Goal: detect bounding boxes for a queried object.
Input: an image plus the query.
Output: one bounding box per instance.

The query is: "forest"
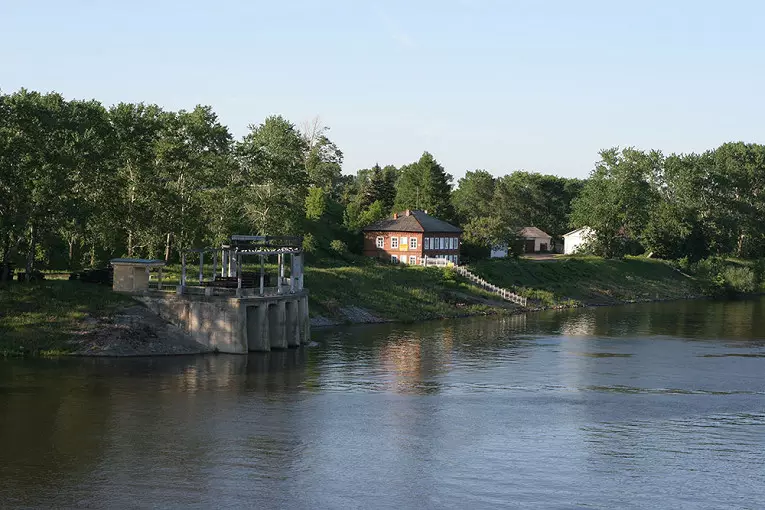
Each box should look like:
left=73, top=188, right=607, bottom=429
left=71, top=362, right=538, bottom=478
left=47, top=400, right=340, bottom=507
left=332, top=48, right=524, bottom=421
left=2, top=88, right=765, bottom=282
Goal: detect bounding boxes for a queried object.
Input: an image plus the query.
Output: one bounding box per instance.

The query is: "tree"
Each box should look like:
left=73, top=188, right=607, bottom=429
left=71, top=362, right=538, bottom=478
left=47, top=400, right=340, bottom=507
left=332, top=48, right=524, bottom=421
left=452, top=170, right=496, bottom=223
left=394, top=152, right=455, bottom=221
left=154, top=105, right=234, bottom=259
left=302, top=117, right=344, bottom=196
left=305, top=186, right=327, bottom=220
left=570, top=148, right=659, bottom=258
left=109, top=102, right=165, bottom=258
left=361, top=163, right=397, bottom=210
left=237, top=115, right=308, bottom=235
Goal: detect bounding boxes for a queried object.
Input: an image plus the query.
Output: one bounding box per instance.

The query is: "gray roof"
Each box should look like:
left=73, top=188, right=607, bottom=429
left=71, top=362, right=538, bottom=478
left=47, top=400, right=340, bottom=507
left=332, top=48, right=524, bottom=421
left=363, top=210, right=462, bottom=233
left=518, top=226, right=551, bottom=239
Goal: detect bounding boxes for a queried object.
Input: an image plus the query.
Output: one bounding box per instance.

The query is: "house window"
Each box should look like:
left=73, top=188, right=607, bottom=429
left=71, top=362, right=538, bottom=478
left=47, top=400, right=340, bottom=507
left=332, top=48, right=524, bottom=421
left=391, top=237, right=399, bottom=249
left=424, top=237, right=430, bottom=250
left=440, top=238, right=445, bottom=250
left=376, top=236, right=384, bottom=249
left=391, top=254, right=398, bottom=264
left=400, top=236, right=408, bottom=250
left=410, top=237, right=418, bottom=249
left=409, top=255, right=417, bottom=265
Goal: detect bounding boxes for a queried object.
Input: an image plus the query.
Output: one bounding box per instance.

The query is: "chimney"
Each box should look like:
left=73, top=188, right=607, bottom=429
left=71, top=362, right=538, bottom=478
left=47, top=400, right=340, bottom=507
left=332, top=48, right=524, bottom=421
left=392, top=212, right=398, bottom=219
left=405, top=209, right=411, bottom=216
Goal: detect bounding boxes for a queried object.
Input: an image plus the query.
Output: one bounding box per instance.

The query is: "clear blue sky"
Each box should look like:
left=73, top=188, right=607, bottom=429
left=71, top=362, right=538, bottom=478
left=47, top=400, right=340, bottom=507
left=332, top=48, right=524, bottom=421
left=2, top=0, right=764, bottom=179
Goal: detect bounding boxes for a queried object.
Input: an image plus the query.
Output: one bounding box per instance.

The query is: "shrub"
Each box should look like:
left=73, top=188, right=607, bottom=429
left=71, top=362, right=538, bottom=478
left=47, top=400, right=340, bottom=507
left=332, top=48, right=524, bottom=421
left=330, top=239, right=348, bottom=255
left=722, top=266, right=757, bottom=294
left=302, top=233, right=318, bottom=254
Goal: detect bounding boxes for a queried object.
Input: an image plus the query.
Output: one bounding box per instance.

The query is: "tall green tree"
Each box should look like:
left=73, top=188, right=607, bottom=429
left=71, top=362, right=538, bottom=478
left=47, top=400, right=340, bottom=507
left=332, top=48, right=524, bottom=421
left=237, top=115, right=308, bottom=235
left=394, top=152, right=455, bottom=221
left=570, top=147, right=660, bottom=257
left=452, top=170, right=496, bottom=223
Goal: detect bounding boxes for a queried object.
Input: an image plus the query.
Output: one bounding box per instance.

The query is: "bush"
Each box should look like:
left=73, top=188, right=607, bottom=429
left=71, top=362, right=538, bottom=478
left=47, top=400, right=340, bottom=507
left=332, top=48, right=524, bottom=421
left=329, top=239, right=348, bottom=255
left=722, top=266, right=757, bottom=294
left=302, top=233, right=318, bottom=254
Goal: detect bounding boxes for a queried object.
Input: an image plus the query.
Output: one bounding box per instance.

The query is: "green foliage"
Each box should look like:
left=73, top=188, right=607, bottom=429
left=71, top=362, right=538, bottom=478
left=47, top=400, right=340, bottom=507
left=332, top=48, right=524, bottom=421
left=571, top=148, right=660, bottom=258
left=305, top=186, right=327, bottom=220
left=302, top=233, right=318, bottom=254
left=330, top=239, right=348, bottom=254
left=394, top=152, right=456, bottom=221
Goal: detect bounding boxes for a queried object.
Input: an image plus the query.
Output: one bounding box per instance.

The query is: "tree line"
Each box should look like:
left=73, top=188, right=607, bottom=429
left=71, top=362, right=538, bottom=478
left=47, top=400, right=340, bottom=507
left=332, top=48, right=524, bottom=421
left=2, top=88, right=764, bottom=281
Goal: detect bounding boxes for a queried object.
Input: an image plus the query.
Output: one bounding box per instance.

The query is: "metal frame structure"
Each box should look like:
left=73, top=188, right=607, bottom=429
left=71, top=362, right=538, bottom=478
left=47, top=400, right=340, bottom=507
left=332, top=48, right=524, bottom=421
left=179, top=235, right=304, bottom=297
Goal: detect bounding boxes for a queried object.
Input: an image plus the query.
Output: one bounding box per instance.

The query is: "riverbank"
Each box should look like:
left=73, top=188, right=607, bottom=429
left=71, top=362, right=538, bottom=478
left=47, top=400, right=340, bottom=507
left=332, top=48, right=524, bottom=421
left=1, top=255, right=756, bottom=356
left=468, top=256, right=703, bottom=307
left=0, top=281, right=210, bottom=356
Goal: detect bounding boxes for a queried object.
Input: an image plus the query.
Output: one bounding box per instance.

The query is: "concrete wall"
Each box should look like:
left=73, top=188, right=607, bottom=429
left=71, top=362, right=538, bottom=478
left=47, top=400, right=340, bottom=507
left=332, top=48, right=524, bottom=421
left=136, top=291, right=310, bottom=354
left=113, top=265, right=150, bottom=292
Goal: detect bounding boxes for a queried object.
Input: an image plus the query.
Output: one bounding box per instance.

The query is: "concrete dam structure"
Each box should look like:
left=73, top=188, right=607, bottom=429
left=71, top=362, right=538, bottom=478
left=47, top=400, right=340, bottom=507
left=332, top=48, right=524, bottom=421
left=137, top=291, right=310, bottom=354
left=115, top=235, right=310, bottom=354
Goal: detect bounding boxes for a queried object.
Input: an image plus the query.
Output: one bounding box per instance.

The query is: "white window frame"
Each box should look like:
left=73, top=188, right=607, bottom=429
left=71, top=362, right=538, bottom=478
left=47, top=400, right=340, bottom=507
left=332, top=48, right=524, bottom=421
left=439, top=238, right=445, bottom=250
left=376, top=236, right=384, bottom=249
left=400, top=236, right=408, bottom=250
left=409, top=255, right=417, bottom=265
left=391, top=254, right=398, bottom=264
left=424, top=237, right=430, bottom=250
left=391, top=237, right=399, bottom=249
left=410, top=237, right=418, bottom=249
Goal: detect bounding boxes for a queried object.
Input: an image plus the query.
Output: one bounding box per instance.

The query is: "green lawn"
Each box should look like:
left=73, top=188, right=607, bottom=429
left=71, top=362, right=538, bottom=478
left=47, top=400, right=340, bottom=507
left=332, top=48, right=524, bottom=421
left=468, top=255, right=703, bottom=307
left=158, top=258, right=503, bottom=323
left=304, top=262, right=500, bottom=322
left=0, top=281, right=133, bottom=356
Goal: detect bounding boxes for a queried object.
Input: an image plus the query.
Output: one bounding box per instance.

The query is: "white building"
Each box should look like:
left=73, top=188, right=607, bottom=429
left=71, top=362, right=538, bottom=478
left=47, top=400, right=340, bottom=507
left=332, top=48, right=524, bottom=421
left=563, top=227, right=594, bottom=255
left=490, top=244, right=509, bottom=258
left=518, top=227, right=552, bottom=253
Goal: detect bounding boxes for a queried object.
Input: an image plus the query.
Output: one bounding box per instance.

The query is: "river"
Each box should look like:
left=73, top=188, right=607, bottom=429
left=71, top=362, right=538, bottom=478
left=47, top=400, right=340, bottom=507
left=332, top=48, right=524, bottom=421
left=1, top=298, right=764, bottom=508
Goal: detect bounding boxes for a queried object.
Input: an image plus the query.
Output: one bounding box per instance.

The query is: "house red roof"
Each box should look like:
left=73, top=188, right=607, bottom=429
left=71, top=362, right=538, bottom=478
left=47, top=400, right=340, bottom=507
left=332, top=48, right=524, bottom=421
left=362, top=210, right=462, bottom=233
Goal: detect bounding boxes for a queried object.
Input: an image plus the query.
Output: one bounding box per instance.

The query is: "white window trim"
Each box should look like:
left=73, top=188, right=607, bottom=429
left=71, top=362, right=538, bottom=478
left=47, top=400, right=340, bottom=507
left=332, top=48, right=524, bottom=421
left=410, top=237, right=418, bottom=249
left=391, top=254, right=398, bottom=263
left=391, top=237, right=399, bottom=249
left=409, top=255, right=417, bottom=264
left=376, top=236, right=384, bottom=249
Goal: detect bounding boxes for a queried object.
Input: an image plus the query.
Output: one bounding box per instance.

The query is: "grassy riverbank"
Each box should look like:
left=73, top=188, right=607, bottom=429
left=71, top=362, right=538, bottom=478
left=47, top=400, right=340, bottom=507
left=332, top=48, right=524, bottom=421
left=3, top=255, right=760, bottom=356
left=468, top=256, right=703, bottom=307
left=0, top=281, right=133, bottom=356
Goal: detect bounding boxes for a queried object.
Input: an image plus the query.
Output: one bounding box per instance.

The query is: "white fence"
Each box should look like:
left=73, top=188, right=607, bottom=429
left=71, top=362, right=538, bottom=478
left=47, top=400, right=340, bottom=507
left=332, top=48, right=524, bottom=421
left=418, top=257, right=454, bottom=267
left=454, top=266, right=528, bottom=307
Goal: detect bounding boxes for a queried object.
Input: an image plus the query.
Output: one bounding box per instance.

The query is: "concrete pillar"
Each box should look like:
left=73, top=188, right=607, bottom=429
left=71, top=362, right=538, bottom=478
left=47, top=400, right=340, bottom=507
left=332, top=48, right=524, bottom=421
left=298, top=295, right=310, bottom=345
left=246, top=304, right=270, bottom=352
left=285, top=299, right=300, bottom=347
left=269, top=300, right=287, bottom=349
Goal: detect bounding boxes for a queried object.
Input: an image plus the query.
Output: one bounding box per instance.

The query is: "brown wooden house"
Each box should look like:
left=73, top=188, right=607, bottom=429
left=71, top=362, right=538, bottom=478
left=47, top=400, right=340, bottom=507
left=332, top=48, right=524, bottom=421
left=362, top=210, right=462, bottom=265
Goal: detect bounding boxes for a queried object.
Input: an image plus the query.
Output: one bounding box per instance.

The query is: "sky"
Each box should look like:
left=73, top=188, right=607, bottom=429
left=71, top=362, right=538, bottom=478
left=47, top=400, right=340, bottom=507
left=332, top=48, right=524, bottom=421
left=2, top=0, right=765, bottom=180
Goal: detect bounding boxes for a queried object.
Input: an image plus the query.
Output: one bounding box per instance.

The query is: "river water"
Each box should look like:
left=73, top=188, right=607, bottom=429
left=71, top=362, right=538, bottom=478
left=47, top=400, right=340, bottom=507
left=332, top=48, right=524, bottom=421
left=1, top=298, right=764, bottom=509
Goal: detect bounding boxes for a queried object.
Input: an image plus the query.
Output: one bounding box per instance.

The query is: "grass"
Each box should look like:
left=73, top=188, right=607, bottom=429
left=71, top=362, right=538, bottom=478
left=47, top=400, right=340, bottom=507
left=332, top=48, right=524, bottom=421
left=0, top=280, right=133, bottom=356
left=304, top=261, right=501, bottom=322
left=468, top=255, right=703, bottom=307
left=154, top=256, right=504, bottom=323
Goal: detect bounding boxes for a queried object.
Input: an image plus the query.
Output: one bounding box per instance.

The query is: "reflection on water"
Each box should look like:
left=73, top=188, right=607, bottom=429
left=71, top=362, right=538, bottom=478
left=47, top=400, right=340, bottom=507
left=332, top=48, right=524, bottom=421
left=1, top=298, right=765, bottom=508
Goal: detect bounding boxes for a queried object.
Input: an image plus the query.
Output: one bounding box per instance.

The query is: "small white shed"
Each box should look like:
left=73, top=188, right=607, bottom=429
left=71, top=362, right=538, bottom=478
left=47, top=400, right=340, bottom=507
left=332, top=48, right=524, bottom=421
left=490, top=243, right=508, bottom=258
left=563, top=227, right=594, bottom=255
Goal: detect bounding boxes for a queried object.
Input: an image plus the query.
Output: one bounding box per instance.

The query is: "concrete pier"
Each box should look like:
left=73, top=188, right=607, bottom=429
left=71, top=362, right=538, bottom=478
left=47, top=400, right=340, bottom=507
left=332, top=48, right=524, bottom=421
left=138, top=291, right=310, bottom=353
